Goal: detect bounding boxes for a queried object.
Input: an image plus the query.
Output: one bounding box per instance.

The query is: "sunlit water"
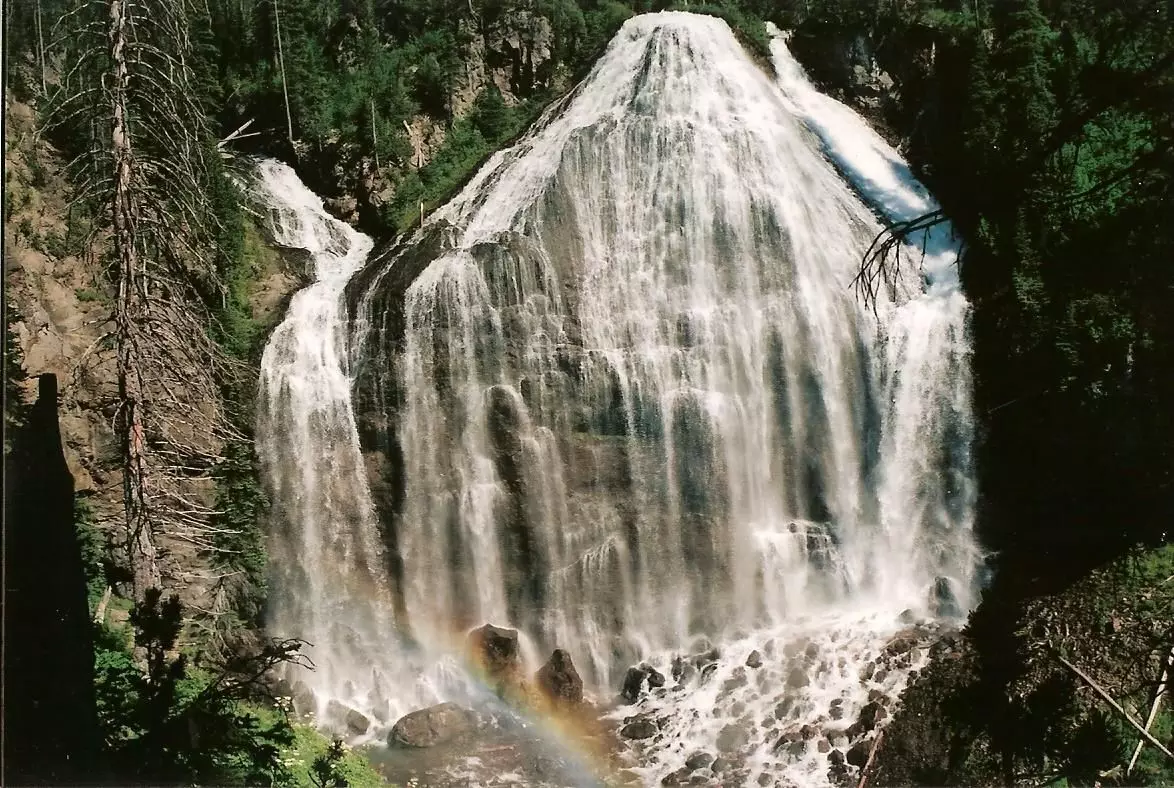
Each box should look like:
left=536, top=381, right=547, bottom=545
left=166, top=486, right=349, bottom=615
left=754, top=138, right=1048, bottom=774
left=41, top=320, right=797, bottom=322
left=257, top=12, right=980, bottom=787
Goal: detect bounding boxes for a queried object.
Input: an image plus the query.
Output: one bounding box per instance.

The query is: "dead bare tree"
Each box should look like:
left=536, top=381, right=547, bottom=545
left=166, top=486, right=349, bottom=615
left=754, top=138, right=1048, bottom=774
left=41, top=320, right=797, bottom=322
left=45, top=0, right=246, bottom=598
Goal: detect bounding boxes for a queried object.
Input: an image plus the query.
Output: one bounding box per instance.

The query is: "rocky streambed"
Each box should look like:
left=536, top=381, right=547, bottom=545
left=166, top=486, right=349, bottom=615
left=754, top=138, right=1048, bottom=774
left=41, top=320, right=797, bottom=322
left=290, top=611, right=962, bottom=787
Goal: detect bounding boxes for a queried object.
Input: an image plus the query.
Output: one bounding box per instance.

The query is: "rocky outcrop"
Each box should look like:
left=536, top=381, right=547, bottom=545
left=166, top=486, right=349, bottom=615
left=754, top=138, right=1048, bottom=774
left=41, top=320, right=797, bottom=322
left=389, top=702, right=476, bottom=748
left=787, top=20, right=939, bottom=151
left=290, top=0, right=572, bottom=235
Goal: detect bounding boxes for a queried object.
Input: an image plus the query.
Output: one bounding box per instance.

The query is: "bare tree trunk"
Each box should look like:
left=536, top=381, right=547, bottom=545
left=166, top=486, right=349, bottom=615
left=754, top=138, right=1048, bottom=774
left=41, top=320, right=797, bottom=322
left=273, top=0, right=294, bottom=150
left=370, top=98, right=380, bottom=170
left=36, top=0, right=47, bottom=96
left=1055, top=652, right=1174, bottom=762
left=1128, top=647, right=1174, bottom=775
left=108, top=0, right=160, bottom=595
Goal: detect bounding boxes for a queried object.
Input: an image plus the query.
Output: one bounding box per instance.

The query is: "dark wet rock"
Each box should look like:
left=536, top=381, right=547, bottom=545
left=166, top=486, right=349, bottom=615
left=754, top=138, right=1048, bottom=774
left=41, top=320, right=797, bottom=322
left=722, top=667, right=749, bottom=693
left=830, top=698, right=844, bottom=708
left=930, top=576, right=962, bottom=618
left=700, top=662, right=719, bottom=684
left=717, top=722, right=750, bottom=753
left=672, top=655, right=698, bottom=685
left=773, top=725, right=805, bottom=751
left=646, top=665, right=666, bottom=688
left=860, top=660, right=876, bottom=681
left=711, top=757, right=729, bottom=773
left=874, top=668, right=889, bottom=682
left=689, top=771, right=712, bottom=785
left=621, top=666, right=648, bottom=704
left=686, top=751, right=715, bottom=770
left=774, top=698, right=793, bottom=719
left=858, top=701, right=888, bottom=731
left=830, top=704, right=845, bottom=720
left=389, top=702, right=474, bottom=748
left=757, top=773, right=773, bottom=786
left=785, top=665, right=810, bottom=689
left=746, top=650, right=763, bottom=669
left=828, top=748, right=846, bottom=765
left=818, top=738, right=831, bottom=753
left=884, top=629, right=920, bottom=658
left=536, top=648, right=583, bottom=707
left=661, top=767, right=691, bottom=786
left=620, top=717, right=657, bottom=739
left=468, top=624, right=523, bottom=692
left=847, top=739, right=873, bottom=768
left=898, top=608, right=917, bottom=625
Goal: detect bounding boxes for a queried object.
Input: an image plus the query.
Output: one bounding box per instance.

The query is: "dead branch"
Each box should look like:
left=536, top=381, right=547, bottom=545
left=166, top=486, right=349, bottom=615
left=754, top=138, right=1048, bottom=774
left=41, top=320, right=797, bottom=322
left=851, top=210, right=948, bottom=316
left=1053, top=650, right=1174, bottom=762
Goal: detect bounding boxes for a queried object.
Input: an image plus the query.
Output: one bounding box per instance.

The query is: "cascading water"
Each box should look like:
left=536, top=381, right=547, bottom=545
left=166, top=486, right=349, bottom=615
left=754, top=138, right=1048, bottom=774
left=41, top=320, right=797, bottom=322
left=253, top=160, right=466, bottom=732
left=258, top=11, right=981, bottom=787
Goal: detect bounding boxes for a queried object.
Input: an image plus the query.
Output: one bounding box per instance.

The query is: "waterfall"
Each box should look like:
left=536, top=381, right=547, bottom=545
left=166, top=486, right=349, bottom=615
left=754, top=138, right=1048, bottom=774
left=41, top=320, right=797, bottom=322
left=257, top=10, right=980, bottom=785
left=254, top=160, right=462, bottom=732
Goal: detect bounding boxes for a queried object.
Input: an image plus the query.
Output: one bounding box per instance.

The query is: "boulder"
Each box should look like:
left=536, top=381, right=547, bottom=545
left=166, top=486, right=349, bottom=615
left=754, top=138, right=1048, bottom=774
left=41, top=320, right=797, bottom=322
left=389, top=702, right=474, bottom=748
left=746, top=650, right=763, bottom=669
left=846, top=739, right=873, bottom=768
left=857, top=701, right=888, bottom=732
left=325, top=700, right=371, bottom=736
left=646, top=665, right=666, bottom=688
left=621, top=666, right=648, bottom=704
left=828, top=748, right=846, bottom=766
left=468, top=624, right=523, bottom=693
left=535, top=648, right=583, bottom=707
left=717, top=723, right=750, bottom=753
left=620, top=717, right=657, bottom=740
left=685, top=751, right=714, bottom=770
left=722, top=667, right=749, bottom=693
left=785, top=665, right=810, bottom=690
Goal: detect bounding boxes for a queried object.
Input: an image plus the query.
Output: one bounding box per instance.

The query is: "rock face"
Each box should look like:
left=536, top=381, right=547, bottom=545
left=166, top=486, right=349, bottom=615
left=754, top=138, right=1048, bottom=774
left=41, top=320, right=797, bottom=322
left=535, top=648, right=584, bottom=707
left=389, top=702, right=475, bottom=748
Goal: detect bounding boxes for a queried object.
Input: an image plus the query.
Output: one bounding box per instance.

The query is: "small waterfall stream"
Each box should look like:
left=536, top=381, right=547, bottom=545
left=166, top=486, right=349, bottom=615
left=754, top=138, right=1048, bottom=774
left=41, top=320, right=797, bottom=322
left=253, top=160, right=454, bottom=729
left=254, top=12, right=980, bottom=787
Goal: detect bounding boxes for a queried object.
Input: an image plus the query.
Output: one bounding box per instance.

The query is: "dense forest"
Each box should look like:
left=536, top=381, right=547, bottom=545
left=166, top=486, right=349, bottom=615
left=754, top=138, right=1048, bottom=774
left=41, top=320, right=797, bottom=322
left=4, top=0, right=1172, bottom=784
